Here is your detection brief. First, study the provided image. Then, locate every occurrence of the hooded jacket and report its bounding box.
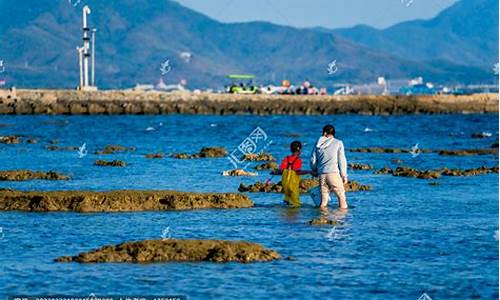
[310,136,347,177]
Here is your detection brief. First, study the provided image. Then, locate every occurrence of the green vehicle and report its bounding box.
[226,74,258,94]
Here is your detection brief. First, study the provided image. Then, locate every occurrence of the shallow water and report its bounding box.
[0,114,498,300]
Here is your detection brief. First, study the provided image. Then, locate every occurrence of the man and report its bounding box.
[310,124,348,209]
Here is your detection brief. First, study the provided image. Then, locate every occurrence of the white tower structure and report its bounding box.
[78,5,97,91]
[91,28,97,87]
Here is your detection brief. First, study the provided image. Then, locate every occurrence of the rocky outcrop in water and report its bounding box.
[222,169,258,177]
[309,218,339,226]
[55,239,281,263]
[243,153,276,161]
[350,147,431,154]
[0,135,21,144]
[0,90,497,115]
[351,147,497,156]
[95,145,136,155]
[172,147,227,159]
[471,132,493,139]
[0,189,253,212]
[375,166,499,179]
[437,149,497,156]
[95,160,127,167]
[46,145,80,151]
[254,162,278,170]
[0,170,70,181]
[238,179,371,193]
[440,166,499,176]
[145,153,165,159]
[348,163,373,170]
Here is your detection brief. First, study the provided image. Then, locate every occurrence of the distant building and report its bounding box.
[400,84,437,95]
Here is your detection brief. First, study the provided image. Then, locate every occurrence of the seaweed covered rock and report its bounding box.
[95,145,136,155]
[95,160,127,167]
[238,179,371,193]
[222,169,258,177]
[46,145,80,151]
[350,147,431,154]
[0,170,70,181]
[254,162,278,171]
[392,167,441,179]
[349,146,497,156]
[172,147,227,159]
[375,166,499,179]
[374,166,393,174]
[441,166,499,176]
[437,149,497,156]
[309,218,339,226]
[0,190,253,212]
[345,181,372,192]
[145,153,165,159]
[348,163,373,170]
[0,135,21,144]
[55,239,281,263]
[471,132,493,139]
[243,152,276,161]
[198,147,227,158]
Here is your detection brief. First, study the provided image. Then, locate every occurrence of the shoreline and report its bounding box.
[0,89,498,115]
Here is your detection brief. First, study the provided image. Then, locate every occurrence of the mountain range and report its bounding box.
[0,0,497,89]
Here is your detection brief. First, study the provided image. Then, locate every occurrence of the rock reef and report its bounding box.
[172,147,227,159]
[254,162,278,170]
[375,166,499,179]
[351,147,497,156]
[243,153,276,161]
[0,189,253,212]
[94,160,127,167]
[55,239,280,263]
[0,135,21,144]
[0,90,497,115]
[238,179,371,193]
[145,153,165,159]
[437,149,497,156]
[95,145,135,155]
[222,169,258,177]
[309,218,339,226]
[46,145,80,151]
[348,163,373,170]
[0,170,70,181]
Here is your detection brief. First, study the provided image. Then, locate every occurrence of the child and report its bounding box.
[277,141,306,207]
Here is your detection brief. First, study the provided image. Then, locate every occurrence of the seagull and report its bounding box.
[327,60,338,75]
[77,143,88,158]
[160,60,171,76]
[162,227,171,240]
[410,143,420,158]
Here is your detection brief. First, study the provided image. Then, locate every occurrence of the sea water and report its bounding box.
[0,114,498,299]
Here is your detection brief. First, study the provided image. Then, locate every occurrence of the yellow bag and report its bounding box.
[282,169,301,207]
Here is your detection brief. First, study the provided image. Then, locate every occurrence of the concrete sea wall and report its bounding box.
[0,89,497,115]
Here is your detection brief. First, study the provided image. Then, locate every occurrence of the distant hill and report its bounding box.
[0,0,497,89]
[331,0,498,68]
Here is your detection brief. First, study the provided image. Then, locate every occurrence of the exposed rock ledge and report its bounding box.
[55,239,281,263]
[0,189,253,212]
[0,170,70,181]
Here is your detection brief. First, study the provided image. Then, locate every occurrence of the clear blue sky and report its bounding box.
[174,0,458,29]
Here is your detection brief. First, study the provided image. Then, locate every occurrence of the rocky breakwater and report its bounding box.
[0,89,497,115]
[0,189,253,212]
[55,239,281,263]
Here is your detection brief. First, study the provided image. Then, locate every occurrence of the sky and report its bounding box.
[174,0,458,29]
